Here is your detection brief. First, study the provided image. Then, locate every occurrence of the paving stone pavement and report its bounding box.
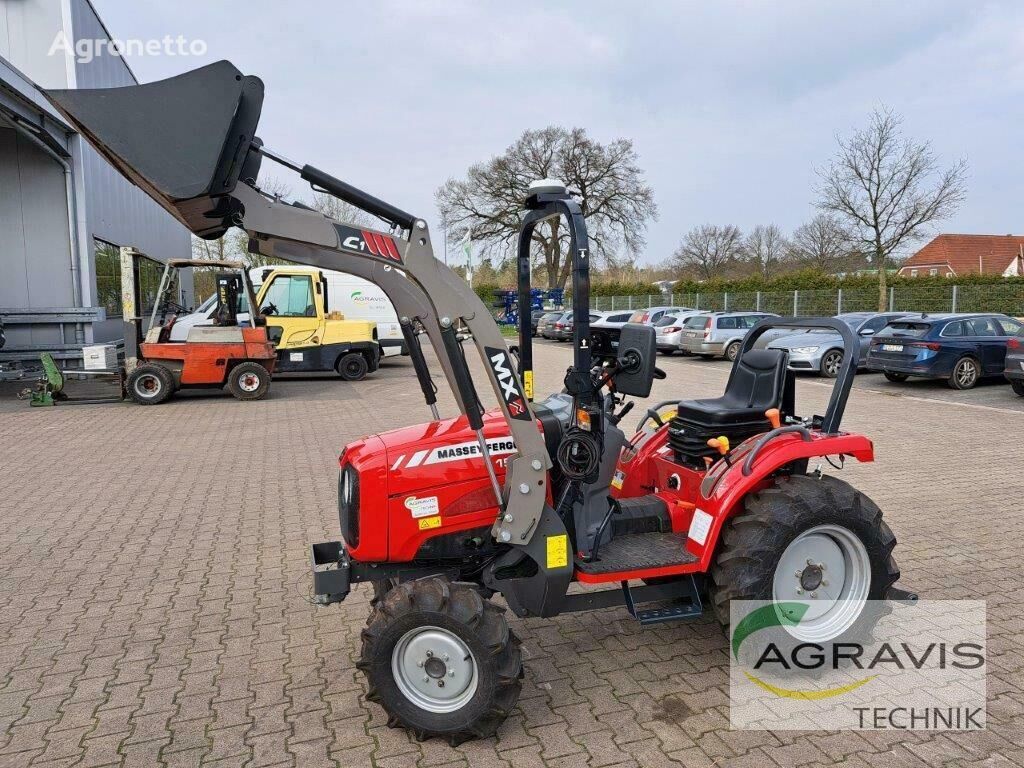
[1,342,1022,768]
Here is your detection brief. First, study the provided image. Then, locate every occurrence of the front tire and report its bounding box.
[127,364,175,405]
[710,474,899,642]
[1012,380,1024,397]
[337,352,369,381]
[949,356,980,390]
[359,577,522,745]
[819,349,843,378]
[725,341,741,362]
[227,362,271,400]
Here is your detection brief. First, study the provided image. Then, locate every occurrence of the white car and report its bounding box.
[589,310,634,330]
[654,311,704,354]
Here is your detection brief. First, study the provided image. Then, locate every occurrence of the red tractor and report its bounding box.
[46,61,912,746]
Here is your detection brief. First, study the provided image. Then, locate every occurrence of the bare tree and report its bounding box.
[789,214,858,273]
[437,126,657,290]
[671,224,744,280]
[816,108,967,309]
[744,224,789,278]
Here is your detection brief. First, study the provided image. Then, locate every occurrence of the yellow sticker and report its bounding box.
[611,470,626,490]
[546,534,568,569]
[418,516,442,530]
[523,370,534,400]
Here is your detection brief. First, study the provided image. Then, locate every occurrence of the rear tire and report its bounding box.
[1012,380,1024,397]
[819,349,843,378]
[359,577,522,745]
[948,356,980,390]
[227,362,271,400]
[337,352,369,381]
[127,364,175,405]
[883,371,908,383]
[710,474,899,642]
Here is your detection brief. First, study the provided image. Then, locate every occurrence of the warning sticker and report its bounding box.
[611,469,626,490]
[289,352,304,362]
[523,370,534,400]
[546,534,568,569]
[417,516,442,530]
[404,495,440,519]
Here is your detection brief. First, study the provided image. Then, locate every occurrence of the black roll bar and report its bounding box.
[515,187,595,408]
[742,316,860,435]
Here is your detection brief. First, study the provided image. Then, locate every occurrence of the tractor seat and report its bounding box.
[668,349,789,465]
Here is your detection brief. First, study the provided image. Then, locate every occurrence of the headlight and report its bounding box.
[338,465,360,547]
[792,346,820,355]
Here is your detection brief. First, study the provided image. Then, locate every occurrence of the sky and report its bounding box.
[92,0,1024,266]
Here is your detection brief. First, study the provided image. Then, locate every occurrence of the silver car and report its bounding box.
[589,310,634,330]
[655,311,702,354]
[768,312,908,377]
[679,312,778,361]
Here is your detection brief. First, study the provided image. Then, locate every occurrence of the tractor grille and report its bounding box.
[338,465,359,548]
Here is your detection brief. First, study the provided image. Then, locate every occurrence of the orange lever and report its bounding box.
[765,408,781,429]
[707,436,730,456]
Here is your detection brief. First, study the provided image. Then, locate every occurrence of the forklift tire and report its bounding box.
[709,474,899,643]
[127,364,175,405]
[337,352,369,381]
[226,362,271,401]
[358,577,522,745]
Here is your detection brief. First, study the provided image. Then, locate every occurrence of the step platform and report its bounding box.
[575,531,698,575]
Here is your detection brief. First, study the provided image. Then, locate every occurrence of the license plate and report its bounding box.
[882,344,903,352]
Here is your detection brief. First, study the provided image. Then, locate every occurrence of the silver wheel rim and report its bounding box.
[237,371,261,392]
[727,343,739,361]
[771,524,871,642]
[392,626,478,714]
[133,374,162,398]
[956,359,977,387]
[823,351,842,376]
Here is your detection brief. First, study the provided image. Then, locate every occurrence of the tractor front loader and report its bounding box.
[46,60,913,745]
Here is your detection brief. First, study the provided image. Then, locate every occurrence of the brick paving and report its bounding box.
[1,343,1022,767]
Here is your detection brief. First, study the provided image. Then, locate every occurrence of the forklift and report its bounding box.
[120,249,277,404]
[47,60,912,745]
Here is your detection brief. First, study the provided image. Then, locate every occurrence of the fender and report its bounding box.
[686,431,874,570]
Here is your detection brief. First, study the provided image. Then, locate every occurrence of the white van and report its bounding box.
[170,266,405,357]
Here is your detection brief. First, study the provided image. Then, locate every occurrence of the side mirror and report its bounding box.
[614,323,657,398]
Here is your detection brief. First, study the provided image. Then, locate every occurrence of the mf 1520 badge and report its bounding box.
[334,223,403,263]
[484,346,531,420]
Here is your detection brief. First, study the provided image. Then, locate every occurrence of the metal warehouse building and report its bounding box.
[0,0,190,364]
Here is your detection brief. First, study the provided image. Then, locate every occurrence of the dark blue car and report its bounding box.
[866,313,1023,390]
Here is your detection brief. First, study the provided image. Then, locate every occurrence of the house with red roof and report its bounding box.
[898,234,1024,278]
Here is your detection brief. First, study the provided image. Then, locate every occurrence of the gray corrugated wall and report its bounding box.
[0,125,74,348]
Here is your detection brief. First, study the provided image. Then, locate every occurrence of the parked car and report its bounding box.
[1003,324,1024,396]
[627,306,694,325]
[530,309,549,336]
[537,311,565,339]
[654,311,702,354]
[550,311,574,341]
[866,313,1023,390]
[679,311,778,361]
[589,310,634,329]
[768,312,908,378]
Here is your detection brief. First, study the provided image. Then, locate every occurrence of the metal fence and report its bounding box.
[589,284,1024,317]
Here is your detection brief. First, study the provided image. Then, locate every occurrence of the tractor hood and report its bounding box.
[45,60,264,239]
[355,410,521,499]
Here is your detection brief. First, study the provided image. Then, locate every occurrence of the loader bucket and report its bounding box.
[45,60,263,239]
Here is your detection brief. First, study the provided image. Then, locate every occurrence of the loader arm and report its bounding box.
[44,60,550,545]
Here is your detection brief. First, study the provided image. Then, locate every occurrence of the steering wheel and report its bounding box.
[262,302,278,316]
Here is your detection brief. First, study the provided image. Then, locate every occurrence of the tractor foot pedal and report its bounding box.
[621,576,702,626]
